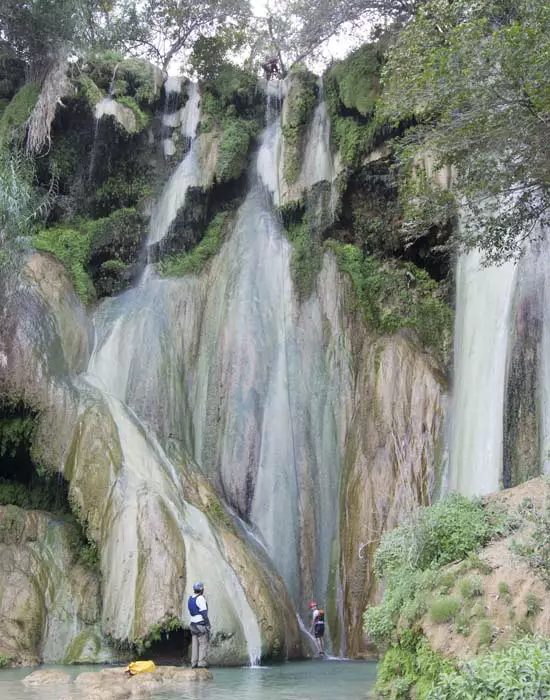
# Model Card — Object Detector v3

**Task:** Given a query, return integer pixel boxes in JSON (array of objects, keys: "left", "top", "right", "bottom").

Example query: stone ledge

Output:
[{"left": 22, "top": 665, "right": 213, "bottom": 698}]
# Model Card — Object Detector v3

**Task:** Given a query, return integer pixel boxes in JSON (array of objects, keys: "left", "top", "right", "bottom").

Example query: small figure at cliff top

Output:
[
  {"left": 262, "top": 55, "right": 280, "bottom": 81},
  {"left": 309, "top": 601, "right": 326, "bottom": 656}
]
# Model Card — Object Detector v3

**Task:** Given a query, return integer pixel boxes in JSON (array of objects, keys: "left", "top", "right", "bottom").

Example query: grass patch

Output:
[{"left": 476, "top": 619, "right": 493, "bottom": 649}]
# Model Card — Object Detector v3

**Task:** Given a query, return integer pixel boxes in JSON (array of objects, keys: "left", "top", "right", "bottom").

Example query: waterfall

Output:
[
  {"left": 450, "top": 249, "right": 517, "bottom": 495},
  {"left": 302, "top": 80, "right": 335, "bottom": 190},
  {"left": 149, "top": 82, "right": 201, "bottom": 246}
]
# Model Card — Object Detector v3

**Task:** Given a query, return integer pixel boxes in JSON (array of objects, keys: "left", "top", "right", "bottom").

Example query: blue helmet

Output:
[{"left": 193, "top": 581, "right": 204, "bottom": 592}]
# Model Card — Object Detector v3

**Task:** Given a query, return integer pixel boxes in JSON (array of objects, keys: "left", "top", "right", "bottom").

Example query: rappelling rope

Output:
[{"left": 276, "top": 208, "right": 317, "bottom": 622}]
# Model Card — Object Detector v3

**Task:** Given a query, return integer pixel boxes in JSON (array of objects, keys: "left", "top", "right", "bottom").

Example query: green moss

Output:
[
  {"left": 326, "top": 241, "right": 452, "bottom": 360},
  {"left": 216, "top": 119, "right": 258, "bottom": 183},
  {"left": 286, "top": 221, "right": 323, "bottom": 299},
  {"left": 33, "top": 226, "right": 95, "bottom": 304},
  {"left": 74, "top": 74, "right": 104, "bottom": 108},
  {"left": 282, "top": 70, "right": 318, "bottom": 184},
  {"left": 116, "top": 96, "right": 149, "bottom": 132},
  {"left": 87, "top": 207, "right": 145, "bottom": 262},
  {"left": 63, "top": 631, "right": 101, "bottom": 664},
  {"left": 0, "top": 82, "right": 40, "bottom": 146},
  {"left": 158, "top": 212, "right": 230, "bottom": 277}
]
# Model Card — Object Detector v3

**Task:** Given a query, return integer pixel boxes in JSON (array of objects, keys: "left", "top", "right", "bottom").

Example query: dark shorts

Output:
[{"left": 314, "top": 622, "right": 325, "bottom": 638}]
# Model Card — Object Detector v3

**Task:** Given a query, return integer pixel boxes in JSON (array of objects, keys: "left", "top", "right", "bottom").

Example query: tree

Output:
[
  {"left": 257, "top": 0, "right": 422, "bottom": 72},
  {"left": 379, "top": 0, "right": 550, "bottom": 263},
  {"left": 125, "top": 0, "right": 251, "bottom": 71}
]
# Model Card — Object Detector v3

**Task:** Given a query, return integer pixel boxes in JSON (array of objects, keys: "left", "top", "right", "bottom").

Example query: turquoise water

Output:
[{"left": 0, "top": 660, "right": 377, "bottom": 699}]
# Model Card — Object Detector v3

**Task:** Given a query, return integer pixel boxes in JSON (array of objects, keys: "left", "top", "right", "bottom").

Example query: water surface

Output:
[{"left": 0, "top": 659, "right": 376, "bottom": 699}]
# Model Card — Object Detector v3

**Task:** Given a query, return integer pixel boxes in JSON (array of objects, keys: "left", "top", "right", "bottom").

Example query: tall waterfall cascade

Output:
[{"left": 0, "top": 72, "right": 448, "bottom": 664}]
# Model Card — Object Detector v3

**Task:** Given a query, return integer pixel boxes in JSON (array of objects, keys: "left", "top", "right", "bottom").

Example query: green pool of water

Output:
[{"left": 0, "top": 659, "right": 377, "bottom": 699}]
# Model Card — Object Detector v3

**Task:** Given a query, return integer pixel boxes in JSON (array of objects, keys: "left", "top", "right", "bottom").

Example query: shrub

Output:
[
  {"left": 525, "top": 593, "right": 541, "bottom": 618},
  {"left": 429, "top": 597, "right": 461, "bottom": 624},
  {"left": 427, "top": 637, "right": 550, "bottom": 699},
  {"left": 459, "top": 575, "right": 483, "bottom": 599},
  {"left": 498, "top": 581, "right": 511, "bottom": 599},
  {"left": 476, "top": 619, "right": 493, "bottom": 649}
]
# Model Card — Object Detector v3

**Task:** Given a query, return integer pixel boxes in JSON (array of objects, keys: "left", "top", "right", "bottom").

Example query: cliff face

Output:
[{"left": 0, "top": 54, "right": 450, "bottom": 665}]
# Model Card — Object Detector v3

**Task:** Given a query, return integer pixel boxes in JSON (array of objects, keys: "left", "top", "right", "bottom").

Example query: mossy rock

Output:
[
  {"left": 0, "top": 82, "right": 40, "bottom": 146},
  {"left": 83, "top": 52, "right": 161, "bottom": 107},
  {"left": 216, "top": 119, "right": 258, "bottom": 183},
  {"left": 88, "top": 208, "right": 146, "bottom": 264},
  {"left": 282, "top": 69, "right": 318, "bottom": 185},
  {"left": 0, "top": 504, "right": 26, "bottom": 544},
  {"left": 200, "top": 63, "right": 264, "bottom": 133}
]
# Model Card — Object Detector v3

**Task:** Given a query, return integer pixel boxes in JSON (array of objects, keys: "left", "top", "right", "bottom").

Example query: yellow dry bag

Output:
[{"left": 125, "top": 660, "right": 156, "bottom": 676}]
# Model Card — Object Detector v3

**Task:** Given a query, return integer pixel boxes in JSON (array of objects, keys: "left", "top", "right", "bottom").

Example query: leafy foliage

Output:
[
  {"left": 326, "top": 43, "right": 382, "bottom": 117},
  {"left": 376, "top": 634, "right": 453, "bottom": 699},
  {"left": 326, "top": 240, "right": 451, "bottom": 359},
  {"left": 158, "top": 212, "right": 230, "bottom": 277},
  {"left": 380, "top": 0, "right": 550, "bottom": 263},
  {"left": 426, "top": 637, "right": 550, "bottom": 700}
]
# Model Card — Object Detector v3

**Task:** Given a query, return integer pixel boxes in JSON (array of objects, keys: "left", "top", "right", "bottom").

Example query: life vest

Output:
[
  {"left": 125, "top": 660, "right": 156, "bottom": 676},
  {"left": 315, "top": 609, "right": 325, "bottom": 624},
  {"left": 188, "top": 594, "right": 207, "bottom": 617}
]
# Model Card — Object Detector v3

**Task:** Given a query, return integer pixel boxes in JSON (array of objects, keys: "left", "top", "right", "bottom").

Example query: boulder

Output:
[{"left": 22, "top": 669, "right": 71, "bottom": 685}]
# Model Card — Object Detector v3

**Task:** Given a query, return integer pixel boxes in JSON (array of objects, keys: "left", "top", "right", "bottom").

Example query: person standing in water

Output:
[
  {"left": 188, "top": 582, "right": 211, "bottom": 668},
  {"left": 309, "top": 601, "right": 326, "bottom": 656}
]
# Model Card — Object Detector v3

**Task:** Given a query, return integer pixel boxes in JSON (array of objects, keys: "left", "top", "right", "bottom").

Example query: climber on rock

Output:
[
  {"left": 309, "top": 601, "right": 326, "bottom": 656},
  {"left": 188, "top": 581, "right": 211, "bottom": 668},
  {"left": 262, "top": 55, "right": 280, "bottom": 81}
]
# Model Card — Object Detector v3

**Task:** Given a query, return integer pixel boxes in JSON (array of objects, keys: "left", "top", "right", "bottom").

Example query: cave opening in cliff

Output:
[
  {"left": 0, "top": 397, "right": 70, "bottom": 513},
  {"left": 137, "top": 627, "right": 192, "bottom": 665}
]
